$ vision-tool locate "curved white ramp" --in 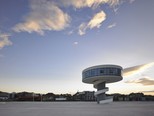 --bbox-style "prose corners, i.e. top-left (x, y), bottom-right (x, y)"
top-left (94, 87), bottom-right (109, 96)
top-left (99, 98), bottom-right (113, 104)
